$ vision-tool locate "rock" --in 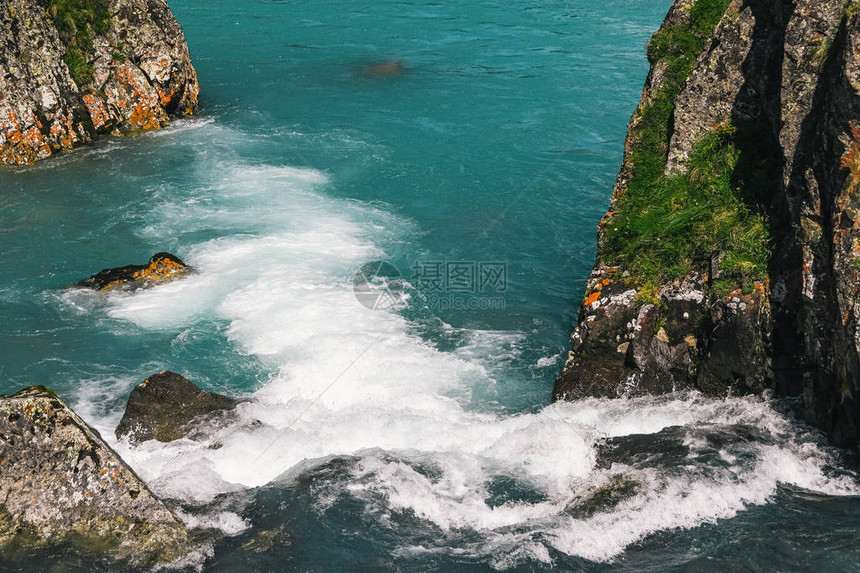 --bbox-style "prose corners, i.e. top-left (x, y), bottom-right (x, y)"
top-left (594, 426), bottom-right (692, 471)
top-left (565, 475), bottom-right (640, 518)
top-left (360, 59), bottom-right (406, 77)
top-left (0, 385), bottom-right (189, 564)
top-left (76, 252), bottom-right (190, 291)
top-left (556, 0), bottom-right (860, 447)
top-left (554, 271), bottom-right (706, 400)
top-left (116, 371), bottom-right (237, 445)
top-left (241, 528), bottom-right (293, 553)
top-left (594, 424), bottom-right (775, 470)
top-left (0, 0), bottom-right (199, 165)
